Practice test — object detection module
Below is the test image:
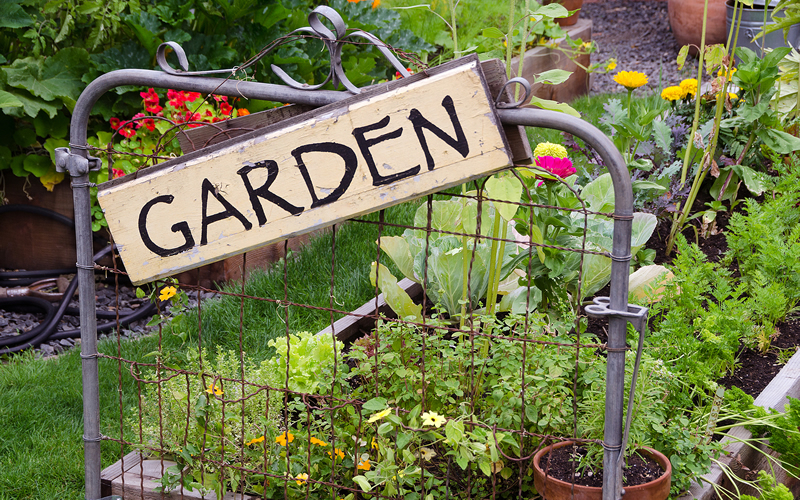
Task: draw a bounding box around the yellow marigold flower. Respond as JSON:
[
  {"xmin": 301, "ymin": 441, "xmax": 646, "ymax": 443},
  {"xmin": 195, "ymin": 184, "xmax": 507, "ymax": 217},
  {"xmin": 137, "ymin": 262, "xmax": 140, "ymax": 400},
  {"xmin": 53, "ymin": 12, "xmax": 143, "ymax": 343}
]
[
  {"xmin": 661, "ymin": 86, "xmax": 687, "ymax": 101},
  {"xmin": 275, "ymin": 431, "xmax": 295, "ymax": 446},
  {"xmin": 368, "ymin": 408, "xmax": 391, "ymax": 423},
  {"xmin": 679, "ymin": 78, "xmax": 698, "ymax": 97},
  {"xmin": 245, "ymin": 436, "xmax": 265, "ymax": 446},
  {"xmin": 328, "ymin": 447, "xmax": 345, "ymax": 460},
  {"xmin": 310, "ymin": 436, "xmax": 328, "ymax": 447},
  {"xmin": 159, "ymin": 286, "xmax": 177, "ymax": 301},
  {"xmin": 371, "ymin": 437, "xmax": 379, "ymax": 450},
  {"xmin": 614, "ymin": 70, "xmax": 648, "ymax": 91},
  {"xmin": 357, "ymin": 459, "xmax": 371, "ymax": 471},
  {"xmin": 607, "ymin": 59, "xmax": 617, "ymax": 71},
  {"xmin": 295, "ymin": 473, "xmax": 308, "ymax": 485},
  {"xmin": 421, "ymin": 411, "xmax": 446, "ymax": 428},
  {"xmin": 533, "ymin": 142, "xmax": 568, "ymax": 159},
  {"xmin": 205, "ymin": 383, "xmax": 223, "ymax": 396},
  {"xmin": 729, "ymin": 93, "xmax": 739, "ymax": 100}
]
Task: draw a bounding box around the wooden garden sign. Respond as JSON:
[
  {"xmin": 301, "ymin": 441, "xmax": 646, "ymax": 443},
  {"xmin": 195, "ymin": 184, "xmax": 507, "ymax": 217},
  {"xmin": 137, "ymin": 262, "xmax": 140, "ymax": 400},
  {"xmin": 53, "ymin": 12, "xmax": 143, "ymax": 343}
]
[{"xmin": 98, "ymin": 56, "xmax": 513, "ymax": 285}]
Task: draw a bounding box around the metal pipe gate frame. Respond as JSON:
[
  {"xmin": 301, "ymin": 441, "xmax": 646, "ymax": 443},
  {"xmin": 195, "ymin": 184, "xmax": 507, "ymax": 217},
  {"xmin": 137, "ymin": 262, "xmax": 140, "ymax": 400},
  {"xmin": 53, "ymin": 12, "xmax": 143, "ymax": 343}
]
[{"xmin": 61, "ymin": 17, "xmax": 642, "ymax": 500}]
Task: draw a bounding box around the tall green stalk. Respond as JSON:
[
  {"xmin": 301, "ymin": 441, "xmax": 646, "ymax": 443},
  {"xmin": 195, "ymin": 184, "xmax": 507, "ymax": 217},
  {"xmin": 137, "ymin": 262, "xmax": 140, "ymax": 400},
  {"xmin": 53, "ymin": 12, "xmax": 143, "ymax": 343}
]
[{"xmin": 666, "ymin": 0, "xmax": 744, "ymax": 254}]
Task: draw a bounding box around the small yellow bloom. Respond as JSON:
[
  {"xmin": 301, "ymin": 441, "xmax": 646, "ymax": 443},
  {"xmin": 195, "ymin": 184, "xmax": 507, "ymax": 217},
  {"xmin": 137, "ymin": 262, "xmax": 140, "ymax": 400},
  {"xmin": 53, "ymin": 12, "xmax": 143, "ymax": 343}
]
[
  {"xmin": 729, "ymin": 93, "xmax": 739, "ymax": 100},
  {"xmin": 357, "ymin": 459, "xmax": 371, "ymax": 471},
  {"xmin": 368, "ymin": 408, "xmax": 391, "ymax": 423},
  {"xmin": 275, "ymin": 431, "xmax": 295, "ymax": 446},
  {"xmin": 421, "ymin": 411, "xmax": 447, "ymax": 428},
  {"xmin": 606, "ymin": 59, "xmax": 617, "ymax": 72},
  {"xmin": 661, "ymin": 86, "xmax": 687, "ymax": 101},
  {"xmin": 310, "ymin": 436, "xmax": 328, "ymax": 447},
  {"xmin": 717, "ymin": 67, "xmax": 737, "ymax": 80},
  {"xmin": 679, "ymin": 78, "xmax": 698, "ymax": 97},
  {"xmin": 159, "ymin": 286, "xmax": 177, "ymax": 301},
  {"xmin": 205, "ymin": 383, "xmax": 223, "ymax": 396},
  {"xmin": 533, "ymin": 142, "xmax": 568, "ymax": 159},
  {"xmin": 371, "ymin": 437, "xmax": 379, "ymax": 450},
  {"xmin": 295, "ymin": 473, "xmax": 308, "ymax": 485},
  {"xmin": 328, "ymin": 447, "xmax": 345, "ymax": 460},
  {"xmin": 614, "ymin": 70, "xmax": 648, "ymax": 91},
  {"xmin": 245, "ymin": 436, "xmax": 265, "ymax": 446},
  {"xmin": 581, "ymin": 41, "xmax": 592, "ymax": 50}
]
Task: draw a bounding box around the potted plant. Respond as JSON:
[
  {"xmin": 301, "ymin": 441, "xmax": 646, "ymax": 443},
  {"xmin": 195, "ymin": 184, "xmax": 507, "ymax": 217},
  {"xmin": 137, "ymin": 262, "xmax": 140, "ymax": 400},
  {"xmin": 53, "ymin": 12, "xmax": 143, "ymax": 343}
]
[
  {"xmin": 545, "ymin": 0, "xmax": 584, "ymax": 27},
  {"xmin": 533, "ymin": 441, "xmax": 672, "ymax": 500}
]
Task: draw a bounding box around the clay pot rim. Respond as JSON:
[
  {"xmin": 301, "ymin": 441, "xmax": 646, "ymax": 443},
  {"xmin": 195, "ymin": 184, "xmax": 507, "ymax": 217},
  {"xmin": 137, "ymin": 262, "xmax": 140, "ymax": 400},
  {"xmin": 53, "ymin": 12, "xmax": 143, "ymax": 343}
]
[{"xmin": 532, "ymin": 440, "xmax": 672, "ymax": 493}]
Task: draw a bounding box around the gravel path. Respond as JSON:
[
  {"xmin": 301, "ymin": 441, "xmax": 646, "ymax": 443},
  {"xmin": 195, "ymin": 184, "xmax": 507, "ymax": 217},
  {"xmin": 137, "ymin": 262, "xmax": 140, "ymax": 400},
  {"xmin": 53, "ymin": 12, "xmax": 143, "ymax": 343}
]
[
  {"xmin": 1, "ymin": 280, "xmax": 216, "ymax": 359},
  {"xmin": 583, "ymin": 0, "xmax": 700, "ymax": 95}
]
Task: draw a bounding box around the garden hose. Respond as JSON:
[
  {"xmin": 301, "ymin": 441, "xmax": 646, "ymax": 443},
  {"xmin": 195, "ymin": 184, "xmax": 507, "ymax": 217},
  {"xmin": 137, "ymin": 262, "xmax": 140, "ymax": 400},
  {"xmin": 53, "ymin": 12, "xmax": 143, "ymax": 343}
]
[{"xmin": 0, "ymin": 243, "xmax": 157, "ymax": 355}]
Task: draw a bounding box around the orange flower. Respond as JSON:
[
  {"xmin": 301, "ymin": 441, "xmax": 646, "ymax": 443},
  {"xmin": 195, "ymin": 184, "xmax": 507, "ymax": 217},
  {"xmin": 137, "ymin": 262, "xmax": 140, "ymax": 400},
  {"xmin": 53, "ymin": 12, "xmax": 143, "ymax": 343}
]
[
  {"xmin": 328, "ymin": 448, "xmax": 345, "ymax": 460},
  {"xmin": 236, "ymin": 108, "xmax": 250, "ymax": 117},
  {"xmin": 310, "ymin": 436, "xmax": 328, "ymax": 447},
  {"xmin": 275, "ymin": 431, "xmax": 294, "ymax": 446},
  {"xmin": 357, "ymin": 459, "xmax": 371, "ymax": 471}
]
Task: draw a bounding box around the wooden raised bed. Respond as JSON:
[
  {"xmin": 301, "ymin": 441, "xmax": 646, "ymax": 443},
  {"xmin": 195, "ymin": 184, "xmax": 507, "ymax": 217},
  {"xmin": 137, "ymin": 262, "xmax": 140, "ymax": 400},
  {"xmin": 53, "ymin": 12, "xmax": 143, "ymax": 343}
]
[
  {"xmin": 509, "ymin": 18, "xmax": 593, "ymax": 104},
  {"xmin": 679, "ymin": 349, "xmax": 800, "ymax": 499}
]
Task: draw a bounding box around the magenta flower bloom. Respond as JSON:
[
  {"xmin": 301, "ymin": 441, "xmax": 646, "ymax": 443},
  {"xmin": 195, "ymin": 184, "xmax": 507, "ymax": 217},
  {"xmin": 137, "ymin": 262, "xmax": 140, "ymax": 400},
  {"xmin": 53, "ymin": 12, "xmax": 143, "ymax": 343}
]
[{"xmin": 535, "ymin": 155, "xmax": 576, "ymax": 178}]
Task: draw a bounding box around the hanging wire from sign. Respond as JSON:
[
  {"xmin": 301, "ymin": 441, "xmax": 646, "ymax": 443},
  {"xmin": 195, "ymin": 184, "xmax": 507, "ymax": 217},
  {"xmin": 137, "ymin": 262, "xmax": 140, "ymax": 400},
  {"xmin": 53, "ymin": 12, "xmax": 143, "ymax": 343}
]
[{"xmin": 155, "ymin": 6, "xmax": 411, "ymax": 94}]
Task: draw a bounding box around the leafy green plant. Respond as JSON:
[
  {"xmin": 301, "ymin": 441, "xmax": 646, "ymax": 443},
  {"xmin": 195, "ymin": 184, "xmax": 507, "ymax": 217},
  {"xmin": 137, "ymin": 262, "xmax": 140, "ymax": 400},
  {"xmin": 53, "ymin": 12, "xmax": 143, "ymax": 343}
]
[{"xmin": 1, "ymin": 0, "xmax": 431, "ymax": 194}]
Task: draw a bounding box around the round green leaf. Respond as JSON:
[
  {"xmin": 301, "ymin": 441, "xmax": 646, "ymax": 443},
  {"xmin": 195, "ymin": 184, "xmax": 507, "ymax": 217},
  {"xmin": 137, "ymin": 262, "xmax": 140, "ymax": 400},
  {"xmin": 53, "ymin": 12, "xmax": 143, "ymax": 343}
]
[{"xmin": 13, "ymin": 128, "xmax": 36, "ymax": 148}]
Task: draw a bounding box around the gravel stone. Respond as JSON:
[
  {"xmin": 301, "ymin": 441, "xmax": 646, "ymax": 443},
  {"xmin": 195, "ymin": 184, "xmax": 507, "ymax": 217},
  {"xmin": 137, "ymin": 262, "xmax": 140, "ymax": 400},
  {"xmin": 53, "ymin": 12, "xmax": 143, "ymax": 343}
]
[{"xmin": 584, "ymin": 0, "xmax": 699, "ymax": 95}]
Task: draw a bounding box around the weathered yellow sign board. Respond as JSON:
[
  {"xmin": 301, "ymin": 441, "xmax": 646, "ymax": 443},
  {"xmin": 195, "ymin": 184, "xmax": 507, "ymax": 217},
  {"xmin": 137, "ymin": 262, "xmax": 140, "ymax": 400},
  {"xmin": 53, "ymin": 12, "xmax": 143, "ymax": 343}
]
[{"xmin": 98, "ymin": 56, "xmax": 512, "ymax": 285}]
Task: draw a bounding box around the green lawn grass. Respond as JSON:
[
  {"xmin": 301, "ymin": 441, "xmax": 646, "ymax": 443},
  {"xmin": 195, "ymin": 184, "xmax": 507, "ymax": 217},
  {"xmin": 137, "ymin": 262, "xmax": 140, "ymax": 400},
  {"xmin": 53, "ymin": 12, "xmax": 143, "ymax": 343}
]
[{"xmin": 0, "ymin": 93, "xmax": 626, "ymax": 499}]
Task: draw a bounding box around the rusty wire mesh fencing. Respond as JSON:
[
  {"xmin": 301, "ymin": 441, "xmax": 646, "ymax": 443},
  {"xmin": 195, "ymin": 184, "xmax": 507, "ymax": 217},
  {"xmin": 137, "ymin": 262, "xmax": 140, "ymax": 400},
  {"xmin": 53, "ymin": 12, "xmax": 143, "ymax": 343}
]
[{"xmin": 89, "ymin": 111, "xmax": 633, "ymax": 499}]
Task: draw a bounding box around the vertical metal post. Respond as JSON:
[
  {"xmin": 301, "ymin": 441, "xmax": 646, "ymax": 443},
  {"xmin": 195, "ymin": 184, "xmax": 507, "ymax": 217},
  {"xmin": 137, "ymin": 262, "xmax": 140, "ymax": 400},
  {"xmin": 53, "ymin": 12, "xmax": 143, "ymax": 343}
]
[
  {"xmin": 68, "ymin": 164, "xmax": 101, "ymax": 499},
  {"xmin": 496, "ymin": 108, "xmax": 632, "ymax": 500}
]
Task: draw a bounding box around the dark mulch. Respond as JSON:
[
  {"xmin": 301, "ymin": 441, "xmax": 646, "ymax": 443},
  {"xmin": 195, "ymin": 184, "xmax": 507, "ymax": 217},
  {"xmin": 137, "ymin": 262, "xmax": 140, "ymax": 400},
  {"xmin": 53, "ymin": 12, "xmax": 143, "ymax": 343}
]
[
  {"xmin": 719, "ymin": 318, "xmax": 800, "ymax": 397},
  {"xmin": 582, "ymin": 183, "xmax": 799, "ymax": 399},
  {"xmin": 541, "ymin": 444, "xmax": 664, "ymax": 488}
]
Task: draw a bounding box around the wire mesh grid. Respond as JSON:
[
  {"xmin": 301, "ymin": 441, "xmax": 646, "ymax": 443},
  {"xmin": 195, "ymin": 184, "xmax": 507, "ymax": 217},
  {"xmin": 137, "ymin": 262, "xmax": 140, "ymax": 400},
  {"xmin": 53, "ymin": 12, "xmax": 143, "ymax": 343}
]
[{"xmin": 90, "ymin": 114, "xmax": 626, "ymax": 499}]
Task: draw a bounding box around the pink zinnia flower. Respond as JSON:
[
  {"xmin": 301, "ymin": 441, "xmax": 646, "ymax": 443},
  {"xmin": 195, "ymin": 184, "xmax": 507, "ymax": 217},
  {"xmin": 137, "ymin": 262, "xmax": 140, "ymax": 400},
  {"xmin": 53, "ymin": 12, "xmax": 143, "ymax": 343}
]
[{"xmin": 535, "ymin": 155, "xmax": 575, "ymax": 178}]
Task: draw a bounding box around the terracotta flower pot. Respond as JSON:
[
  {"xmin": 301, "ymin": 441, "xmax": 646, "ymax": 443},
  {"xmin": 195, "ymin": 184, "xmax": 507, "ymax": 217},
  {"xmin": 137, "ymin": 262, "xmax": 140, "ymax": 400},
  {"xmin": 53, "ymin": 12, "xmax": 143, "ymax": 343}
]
[
  {"xmin": 532, "ymin": 441, "xmax": 672, "ymax": 500},
  {"xmin": 668, "ymin": 0, "xmax": 729, "ymax": 49},
  {"xmin": 545, "ymin": 0, "xmax": 584, "ymax": 27}
]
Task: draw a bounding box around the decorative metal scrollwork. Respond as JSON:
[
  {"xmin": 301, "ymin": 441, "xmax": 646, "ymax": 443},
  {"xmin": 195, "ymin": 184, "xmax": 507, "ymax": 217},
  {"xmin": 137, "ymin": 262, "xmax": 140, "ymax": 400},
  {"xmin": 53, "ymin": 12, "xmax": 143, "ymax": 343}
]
[{"xmin": 155, "ymin": 6, "xmax": 410, "ymax": 94}]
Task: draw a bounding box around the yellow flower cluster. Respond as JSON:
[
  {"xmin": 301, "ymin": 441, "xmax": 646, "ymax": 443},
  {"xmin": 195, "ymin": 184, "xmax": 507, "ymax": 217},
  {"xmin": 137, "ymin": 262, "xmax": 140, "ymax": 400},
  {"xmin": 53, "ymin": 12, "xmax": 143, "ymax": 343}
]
[
  {"xmin": 661, "ymin": 86, "xmax": 685, "ymax": 101},
  {"xmin": 533, "ymin": 142, "xmax": 568, "ymax": 159},
  {"xmin": 680, "ymin": 78, "xmax": 698, "ymax": 96},
  {"xmin": 613, "ymin": 71, "xmax": 648, "ymax": 90},
  {"xmin": 309, "ymin": 436, "xmax": 328, "ymax": 447},
  {"xmin": 275, "ymin": 431, "xmax": 294, "ymax": 446},
  {"xmin": 660, "ymin": 79, "xmax": 698, "ymax": 101},
  {"xmin": 328, "ymin": 447, "xmax": 345, "ymax": 460},
  {"xmin": 295, "ymin": 473, "xmax": 308, "ymax": 485}
]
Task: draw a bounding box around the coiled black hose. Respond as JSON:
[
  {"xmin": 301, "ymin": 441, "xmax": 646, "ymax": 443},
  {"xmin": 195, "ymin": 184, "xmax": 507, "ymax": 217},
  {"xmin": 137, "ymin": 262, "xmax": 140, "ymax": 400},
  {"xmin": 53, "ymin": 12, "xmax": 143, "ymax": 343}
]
[{"xmin": 0, "ymin": 205, "xmax": 159, "ymax": 354}]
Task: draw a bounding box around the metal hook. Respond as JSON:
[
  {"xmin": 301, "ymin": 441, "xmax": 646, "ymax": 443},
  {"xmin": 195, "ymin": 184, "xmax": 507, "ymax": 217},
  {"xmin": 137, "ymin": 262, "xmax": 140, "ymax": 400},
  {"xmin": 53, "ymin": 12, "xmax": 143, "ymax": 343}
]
[{"xmin": 495, "ymin": 77, "xmax": 531, "ymax": 109}]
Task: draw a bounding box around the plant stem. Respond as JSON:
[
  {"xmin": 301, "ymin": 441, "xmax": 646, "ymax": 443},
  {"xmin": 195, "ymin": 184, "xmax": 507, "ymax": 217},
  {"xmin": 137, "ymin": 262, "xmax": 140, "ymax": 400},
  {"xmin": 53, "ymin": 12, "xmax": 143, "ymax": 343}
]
[
  {"xmin": 515, "ymin": 0, "xmax": 532, "ymax": 100},
  {"xmin": 679, "ymin": 0, "xmax": 710, "ymax": 188},
  {"xmin": 506, "ymin": 0, "xmax": 517, "ymax": 79},
  {"xmin": 450, "ymin": 0, "xmax": 459, "ymax": 57}
]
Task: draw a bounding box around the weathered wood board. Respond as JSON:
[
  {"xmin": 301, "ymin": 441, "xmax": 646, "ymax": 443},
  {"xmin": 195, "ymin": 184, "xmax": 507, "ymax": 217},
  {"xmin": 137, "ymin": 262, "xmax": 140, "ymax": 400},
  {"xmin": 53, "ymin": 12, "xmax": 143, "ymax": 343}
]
[{"xmin": 98, "ymin": 56, "xmax": 512, "ymax": 285}]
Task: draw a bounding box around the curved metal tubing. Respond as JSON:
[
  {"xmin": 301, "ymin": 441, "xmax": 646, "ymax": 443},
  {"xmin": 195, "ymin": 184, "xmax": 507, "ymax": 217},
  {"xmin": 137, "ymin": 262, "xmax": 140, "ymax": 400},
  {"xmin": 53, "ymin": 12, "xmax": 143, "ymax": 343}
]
[
  {"xmin": 498, "ymin": 108, "xmax": 632, "ymax": 500},
  {"xmin": 71, "ymin": 73, "xmax": 632, "ymax": 500}
]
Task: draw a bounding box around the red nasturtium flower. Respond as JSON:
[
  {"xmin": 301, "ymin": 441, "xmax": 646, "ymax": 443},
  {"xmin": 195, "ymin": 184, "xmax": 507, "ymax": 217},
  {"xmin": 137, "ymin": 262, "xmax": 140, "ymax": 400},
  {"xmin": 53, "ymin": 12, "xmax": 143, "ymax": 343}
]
[
  {"xmin": 112, "ymin": 168, "xmax": 126, "ymax": 179},
  {"xmin": 219, "ymin": 102, "xmax": 233, "ymax": 116},
  {"xmin": 140, "ymin": 88, "xmax": 163, "ymax": 113},
  {"xmin": 237, "ymin": 108, "xmax": 250, "ymax": 116},
  {"xmin": 109, "ymin": 117, "xmax": 121, "ymax": 130}
]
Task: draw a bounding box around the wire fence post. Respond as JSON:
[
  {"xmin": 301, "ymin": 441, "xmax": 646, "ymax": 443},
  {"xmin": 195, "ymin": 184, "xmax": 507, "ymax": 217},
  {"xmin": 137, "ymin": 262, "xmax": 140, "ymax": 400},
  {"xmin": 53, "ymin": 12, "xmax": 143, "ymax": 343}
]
[{"xmin": 57, "ymin": 150, "xmax": 102, "ymax": 499}]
